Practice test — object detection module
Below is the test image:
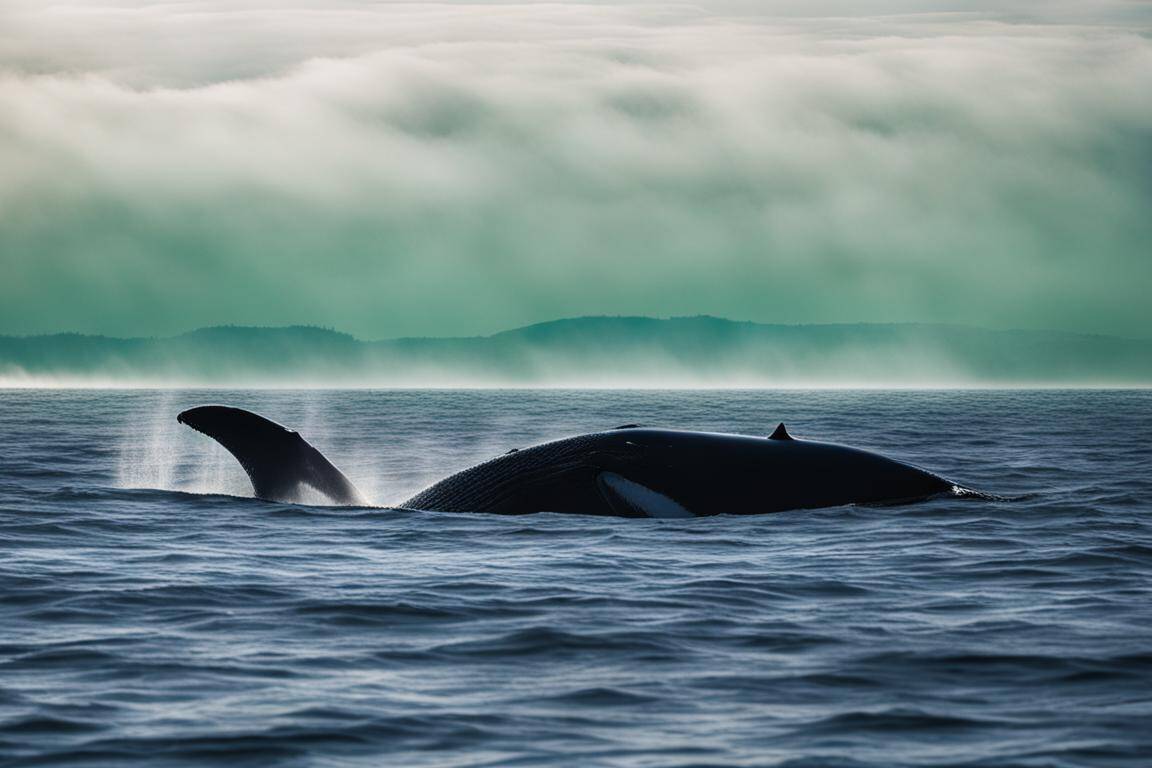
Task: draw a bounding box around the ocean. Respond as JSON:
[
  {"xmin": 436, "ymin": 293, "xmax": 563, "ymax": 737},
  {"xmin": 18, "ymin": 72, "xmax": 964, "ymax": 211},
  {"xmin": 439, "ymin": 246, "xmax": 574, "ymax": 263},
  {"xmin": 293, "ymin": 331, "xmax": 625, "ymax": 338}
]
[{"xmin": 1, "ymin": 389, "xmax": 1150, "ymax": 767}]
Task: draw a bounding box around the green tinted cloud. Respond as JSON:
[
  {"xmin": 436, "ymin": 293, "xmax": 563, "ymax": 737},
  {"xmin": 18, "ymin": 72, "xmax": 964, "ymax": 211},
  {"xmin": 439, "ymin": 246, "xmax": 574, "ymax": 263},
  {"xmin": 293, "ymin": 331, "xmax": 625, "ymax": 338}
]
[{"xmin": 0, "ymin": 2, "xmax": 1149, "ymax": 338}]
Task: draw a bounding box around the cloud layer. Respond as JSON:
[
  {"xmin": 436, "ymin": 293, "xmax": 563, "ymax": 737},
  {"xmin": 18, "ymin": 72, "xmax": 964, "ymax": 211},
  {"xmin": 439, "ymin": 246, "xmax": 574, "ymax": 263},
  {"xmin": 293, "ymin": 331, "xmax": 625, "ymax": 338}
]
[{"xmin": 1, "ymin": 1, "xmax": 1150, "ymax": 338}]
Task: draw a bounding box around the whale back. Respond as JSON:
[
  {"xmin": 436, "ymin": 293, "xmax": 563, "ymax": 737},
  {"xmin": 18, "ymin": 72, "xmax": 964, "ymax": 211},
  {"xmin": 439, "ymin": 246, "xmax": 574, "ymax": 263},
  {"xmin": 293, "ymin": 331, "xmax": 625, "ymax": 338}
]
[
  {"xmin": 402, "ymin": 427, "xmax": 956, "ymax": 516},
  {"xmin": 401, "ymin": 433, "xmax": 625, "ymax": 516}
]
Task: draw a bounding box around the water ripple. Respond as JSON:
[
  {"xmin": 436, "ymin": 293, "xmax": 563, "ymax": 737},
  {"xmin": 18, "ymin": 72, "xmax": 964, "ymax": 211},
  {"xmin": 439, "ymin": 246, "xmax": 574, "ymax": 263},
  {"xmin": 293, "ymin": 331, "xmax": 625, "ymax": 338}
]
[{"xmin": 1, "ymin": 389, "xmax": 1151, "ymax": 767}]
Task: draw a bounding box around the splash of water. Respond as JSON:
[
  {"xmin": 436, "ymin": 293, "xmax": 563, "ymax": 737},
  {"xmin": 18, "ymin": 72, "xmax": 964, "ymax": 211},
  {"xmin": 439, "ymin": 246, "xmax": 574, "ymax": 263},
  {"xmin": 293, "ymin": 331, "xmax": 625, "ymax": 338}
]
[{"xmin": 116, "ymin": 393, "xmax": 250, "ymax": 497}]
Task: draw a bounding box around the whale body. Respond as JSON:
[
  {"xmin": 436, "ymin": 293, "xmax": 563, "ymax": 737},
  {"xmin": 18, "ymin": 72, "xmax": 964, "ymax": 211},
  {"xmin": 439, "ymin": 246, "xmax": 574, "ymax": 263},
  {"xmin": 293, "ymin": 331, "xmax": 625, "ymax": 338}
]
[{"xmin": 177, "ymin": 405, "xmax": 977, "ymax": 517}]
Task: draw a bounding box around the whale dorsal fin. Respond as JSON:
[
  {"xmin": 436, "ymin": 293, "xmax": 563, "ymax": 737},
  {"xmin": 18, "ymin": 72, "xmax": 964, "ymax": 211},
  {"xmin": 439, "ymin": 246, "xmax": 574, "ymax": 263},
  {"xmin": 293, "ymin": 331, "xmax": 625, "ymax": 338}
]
[{"xmin": 769, "ymin": 423, "xmax": 793, "ymax": 441}]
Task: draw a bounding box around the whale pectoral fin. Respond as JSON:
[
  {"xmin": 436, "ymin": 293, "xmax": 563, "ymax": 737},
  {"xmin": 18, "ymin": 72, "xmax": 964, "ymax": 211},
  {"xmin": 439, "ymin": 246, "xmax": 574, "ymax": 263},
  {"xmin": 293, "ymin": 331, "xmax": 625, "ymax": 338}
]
[
  {"xmin": 596, "ymin": 472, "xmax": 695, "ymax": 519},
  {"xmin": 177, "ymin": 405, "xmax": 365, "ymax": 506}
]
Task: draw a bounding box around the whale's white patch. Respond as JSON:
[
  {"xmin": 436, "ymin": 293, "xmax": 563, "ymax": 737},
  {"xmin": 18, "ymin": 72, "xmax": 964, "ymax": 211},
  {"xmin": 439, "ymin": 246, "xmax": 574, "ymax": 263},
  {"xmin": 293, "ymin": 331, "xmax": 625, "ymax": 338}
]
[{"xmin": 598, "ymin": 472, "xmax": 694, "ymax": 519}]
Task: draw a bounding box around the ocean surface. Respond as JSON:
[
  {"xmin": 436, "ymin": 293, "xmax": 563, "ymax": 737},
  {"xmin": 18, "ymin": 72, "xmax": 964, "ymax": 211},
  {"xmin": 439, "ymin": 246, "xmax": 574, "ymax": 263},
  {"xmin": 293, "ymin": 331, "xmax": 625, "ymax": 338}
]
[{"xmin": 1, "ymin": 389, "xmax": 1150, "ymax": 767}]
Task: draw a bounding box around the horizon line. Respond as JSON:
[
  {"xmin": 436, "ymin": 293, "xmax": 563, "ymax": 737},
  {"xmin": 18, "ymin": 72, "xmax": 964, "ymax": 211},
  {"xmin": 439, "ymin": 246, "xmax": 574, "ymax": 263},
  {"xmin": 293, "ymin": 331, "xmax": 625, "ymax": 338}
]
[{"xmin": 2, "ymin": 315, "xmax": 1149, "ymax": 344}]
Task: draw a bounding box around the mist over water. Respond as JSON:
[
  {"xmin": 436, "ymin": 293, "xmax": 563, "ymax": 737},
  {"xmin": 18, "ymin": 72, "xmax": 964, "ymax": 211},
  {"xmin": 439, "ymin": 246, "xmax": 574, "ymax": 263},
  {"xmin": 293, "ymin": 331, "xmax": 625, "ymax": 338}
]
[
  {"xmin": 2, "ymin": 389, "xmax": 1151, "ymax": 766},
  {"xmin": 4, "ymin": 318, "xmax": 1151, "ymax": 389}
]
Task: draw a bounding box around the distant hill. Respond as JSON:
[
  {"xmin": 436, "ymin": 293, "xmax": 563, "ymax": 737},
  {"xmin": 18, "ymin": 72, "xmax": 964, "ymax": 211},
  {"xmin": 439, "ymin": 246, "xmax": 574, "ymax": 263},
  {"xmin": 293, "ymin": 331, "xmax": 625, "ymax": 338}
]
[{"xmin": 1, "ymin": 316, "xmax": 1149, "ymax": 386}]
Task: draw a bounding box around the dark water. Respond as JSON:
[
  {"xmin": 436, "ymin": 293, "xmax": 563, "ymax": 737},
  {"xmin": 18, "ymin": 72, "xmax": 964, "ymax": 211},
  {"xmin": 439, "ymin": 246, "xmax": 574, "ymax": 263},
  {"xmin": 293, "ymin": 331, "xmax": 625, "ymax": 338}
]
[{"xmin": 2, "ymin": 389, "xmax": 1151, "ymax": 767}]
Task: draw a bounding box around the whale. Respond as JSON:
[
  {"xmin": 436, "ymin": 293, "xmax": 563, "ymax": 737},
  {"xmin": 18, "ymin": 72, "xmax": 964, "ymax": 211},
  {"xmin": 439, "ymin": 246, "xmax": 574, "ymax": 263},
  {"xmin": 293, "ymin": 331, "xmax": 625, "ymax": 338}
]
[{"xmin": 176, "ymin": 405, "xmax": 984, "ymax": 517}]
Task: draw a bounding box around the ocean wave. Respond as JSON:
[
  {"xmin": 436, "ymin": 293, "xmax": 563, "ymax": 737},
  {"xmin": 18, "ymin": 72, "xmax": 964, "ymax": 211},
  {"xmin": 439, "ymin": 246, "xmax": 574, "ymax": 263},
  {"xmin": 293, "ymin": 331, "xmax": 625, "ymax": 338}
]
[{"xmin": 2, "ymin": 389, "xmax": 1151, "ymax": 766}]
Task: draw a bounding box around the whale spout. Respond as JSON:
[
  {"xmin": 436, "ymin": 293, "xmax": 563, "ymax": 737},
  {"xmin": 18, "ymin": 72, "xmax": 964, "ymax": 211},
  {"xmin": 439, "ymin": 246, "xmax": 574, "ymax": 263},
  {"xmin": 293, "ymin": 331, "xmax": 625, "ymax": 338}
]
[{"xmin": 177, "ymin": 405, "xmax": 364, "ymax": 505}]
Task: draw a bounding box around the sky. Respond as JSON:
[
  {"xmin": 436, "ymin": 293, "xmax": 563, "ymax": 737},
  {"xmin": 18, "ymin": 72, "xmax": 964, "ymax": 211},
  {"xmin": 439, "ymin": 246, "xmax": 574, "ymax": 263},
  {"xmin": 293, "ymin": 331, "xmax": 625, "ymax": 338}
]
[{"xmin": 1, "ymin": 0, "xmax": 1150, "ymax": 339}]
